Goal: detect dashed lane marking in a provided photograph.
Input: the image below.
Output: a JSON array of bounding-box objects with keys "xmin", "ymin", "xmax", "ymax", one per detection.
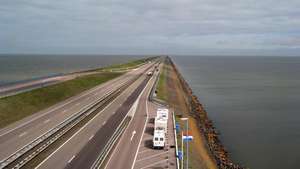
[
  {"xmin": 136, "ymin": 151, "xmax": 168, "ymax": 163},
  {"xmin": 19, "ymin": 132, "xmax": 27, "ymax": 137},
  {"xmin": 89, "ymin": 135, "xmax": 94, "ymax": 141},
  {"xmin": 140, "ymin": 159, "xmax": 168, "ymax": 169},
  {"xmin": 68, "ymin": 155, "xmax": 75, "ymax": 163},
  {"xmin": 131, "ymin": 131, "xmax": 136, "ymax": 141},
  {"xmin": 43, "ymin": 119, "xmax": 50, "ymax": 124}
]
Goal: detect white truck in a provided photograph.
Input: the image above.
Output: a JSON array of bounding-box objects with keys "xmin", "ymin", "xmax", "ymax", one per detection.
[{"xmin": 153, "ymin": 129, "xmax": 165, "ymax": 149}]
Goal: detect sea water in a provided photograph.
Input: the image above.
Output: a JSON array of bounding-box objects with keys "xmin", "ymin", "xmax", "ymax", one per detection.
[{"xmin": 172, "ymin": 55, "xmax": 300, "ymax": 169}]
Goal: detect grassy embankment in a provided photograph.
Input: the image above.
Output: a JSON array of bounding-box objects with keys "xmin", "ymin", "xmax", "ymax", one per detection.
[
  {"xmin": 96, "ymin": 57, "xmax": 156, "ymax": 72},
  {"xmin": 156, "ymin": 62, "xmax": 167, "ymax": 101},
  {"xmin": 155, "ymin": 57, "xmax": 217, "ymax": 169},
  {"xmin": 0, "ymin": 57, "xmax": 153, "ymax": 129}
]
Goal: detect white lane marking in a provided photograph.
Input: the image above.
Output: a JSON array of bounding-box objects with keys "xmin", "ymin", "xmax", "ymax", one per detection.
[
  {"xmin": 68, "ymin": 155, "xmax": 75, "ymax": 163},
  {"xmin": 43, "ymin": 119, "xmax": 50, "ymax": 124},
  {"xmin": 140, "ymin": 159, "xmax": 168, "ymax": 169},
  {"xmin": 130, "ymin": 131, "xmax": 136, "ymax": 141},
  {"xmin": 102, "ymin": 121, "xmax": 106, "ymax": 125},
  {"xmin": 130, "ymin": 75, "xmax": 152, "ymax": 169},
  {"xmin": 35, "ymin": 64, "xmax": 154, "ymax": 169},
  {"xmin": 62, "ymin": 110, "xmax": 67, "ymax": 113},
  {"xmin": 136, "ymin": 151, "xmax": 168, "ymax": 162},
  {"xmin": 19, "ymin": 132, "xmax": 27, "ymax": 137},
  {"xmin": 112, "ymin": 111, "xmax": 115, "ymax": 115},
  {"xmin": 89, "ymin": 135, "xmax": 94, "ymax": 141},
  {"xmin": 105, "ymin": 69, "xmax": 155, "ymax": 169},
  {"xmin": 75, "ymin": 103, "xmax": 80, "ymax": 106},
  {"xmin": 34, "ymin": 79, "xmax": 138, "ymax": 169},
  {"xmin": 0, "ymin": 77, "xmax": 126, "ymax": 137},
  {"xmin": 138, "ymin": 149, "xmax": 153, "ymax": 154}
]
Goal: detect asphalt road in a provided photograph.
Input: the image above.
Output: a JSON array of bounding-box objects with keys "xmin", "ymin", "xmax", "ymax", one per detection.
[
  {"xmin": 0, "ymin": 62, "xmax": 154, "ymax": 161},
  {"xmin": 35, "ymin": 66, "xmax": 157, "ymax": 169},
  {"xmin": 104, "ymin": 66, "xmax": 159, "ymax": 169}
]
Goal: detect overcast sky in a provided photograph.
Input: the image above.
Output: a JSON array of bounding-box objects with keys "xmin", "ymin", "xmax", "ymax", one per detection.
[{"xmin": 1, "ymin": 0, "xmax": 300, "ymax": 56}]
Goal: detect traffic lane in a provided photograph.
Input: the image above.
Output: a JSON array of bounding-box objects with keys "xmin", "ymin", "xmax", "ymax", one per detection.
[
  {"xmin": 65, "ymin": 75, "xmax": 151, "ymax": 169},
  {"xmin": 0, "ymin": 81, "xmax": 125, "ymax": 160},
  {"xmin": 0, "ymin": 63, "xmax": 154, "ymax": 160},
  {"xmin": 0, "ymin": 61, "xmax": 152, "ymax": 137},
  {"xmin": 35, "ymin": 74, "xmax": 150, "ymax": 169},
  {"xmin": 105, "ymin": 69, "xmax": 157, "ymax": 169}
]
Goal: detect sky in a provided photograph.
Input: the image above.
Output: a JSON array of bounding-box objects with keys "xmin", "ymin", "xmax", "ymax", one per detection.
[{"xmin": 1, "ymin": 0, "xmax": 300, "ymax": 56}]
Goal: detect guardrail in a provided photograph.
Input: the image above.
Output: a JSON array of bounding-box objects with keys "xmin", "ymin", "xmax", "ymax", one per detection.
[
  {"xmin": 91, "ymin": 62, "xmax": 160, "ymax": 169},
  {"xmin": 0, "ymin": 83, "xmax": 125, "ymax": 169},
  {"xmin": 173, "ymin": 111, "xmax": 180, "ymax": 169},
  {"xmin": 90, "ymin": 117, "xmax": 131, "ymax": 169},
  {"xmin": 0, "ymin": 63, "xmax": 156, "ymax": 169}
]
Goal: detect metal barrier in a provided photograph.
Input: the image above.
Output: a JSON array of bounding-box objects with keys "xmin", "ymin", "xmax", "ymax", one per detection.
[
  {"xmin": 173, "ymin": 111, "xmax": 180, "ymax": 169},
  {"xmin": 0, "ymin": 62, "xmax": 156, "ymax": 169}
]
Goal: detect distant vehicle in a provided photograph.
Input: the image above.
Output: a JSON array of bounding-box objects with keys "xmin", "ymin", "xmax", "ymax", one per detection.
[
  {"xmin": 147, "ymin": 71, "xmax": 153, "ymax": 76},
  {"xmin": 153, "ymin": 129, "xmax": 165, "ymax": 148}
]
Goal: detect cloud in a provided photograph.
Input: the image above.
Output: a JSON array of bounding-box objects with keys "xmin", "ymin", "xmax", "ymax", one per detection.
[{"xmin": 0, "ymin": 0, "xmax": 300, "ymax": 55}]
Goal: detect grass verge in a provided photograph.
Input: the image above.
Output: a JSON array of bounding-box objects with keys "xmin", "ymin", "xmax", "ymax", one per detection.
[
  {"xmin": 156, "ymin": 63, "xmax": 167, "ymax": 101},
  {"xmin": 96, "ymin": 57, "xmax": 157, "ymax": 71},
  {"xmin": 0, "ymin": 56, "xmax": 158, "ymax": 129},
  {"xmin": 155, "ymin": 57, "xmax": 217, "ymax": 169},
  {"xmin": 0, "ymin": 72, "xmax": 122, "ymax": 129}
]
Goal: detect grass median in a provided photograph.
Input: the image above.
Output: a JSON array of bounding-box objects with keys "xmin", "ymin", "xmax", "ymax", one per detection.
[
  {"xmin": 0, "ymin": 56, "xmax": 160, "ymax": 129},
  {"xmin": 0, "ymin": 72, "xmax": 123, "ymax": 129},
  {"xmin": 95, "ymin": 57, "xmax": 156, "ymax": 72}
]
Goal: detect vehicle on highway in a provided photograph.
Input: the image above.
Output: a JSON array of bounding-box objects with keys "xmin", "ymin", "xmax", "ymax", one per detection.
[
  {"xmin": 155, "ymin": 116, "xmax": 167, "ymax": 133},
  {"xmin": 153, "ymin": 129, "xmax": 165, "ymax": 149},
  {"xmin": 147, "ymin": 71, "xmax": 153, "ymax": 76},
  {"xmin": 152, "ymin": 108, "xmax": 169, "ymax": 149},
  {"xmin": 156, "ymin": 108, "xmax": 168, "ymax": 119}
]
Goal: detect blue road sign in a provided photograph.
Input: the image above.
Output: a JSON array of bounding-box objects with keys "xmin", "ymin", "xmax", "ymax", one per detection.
[
  {"xmin": 182, "ymin": 135, "xmax": 193, "ymax": 142},
  {"xmin": 176, "ymin": 123, "xmax": 180, "ymax": 132},
  {"xmin": 178, "ymin": 151, "xmax": 183, "ymax": 160}
]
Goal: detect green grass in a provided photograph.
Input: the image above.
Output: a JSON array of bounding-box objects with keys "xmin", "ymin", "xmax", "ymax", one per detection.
[
  {"xmin": 0, "ymin": 72, "xmax": 122, "ymax": 129},
  {"xmin": 0, "ymin": 56, "xmax": 158, "ymax": 129},
  {"xmin": 156, "ymin": 63, "xmax": 167, "ymax": 101},
  {"xmin": 96, "ymin": 57, "xmax": 157, "ymax": 71}
]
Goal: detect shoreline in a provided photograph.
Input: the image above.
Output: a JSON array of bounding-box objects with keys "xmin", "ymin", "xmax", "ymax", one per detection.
[
  {"xmin": 168, "ymin": 56, "xmax": 244, "ymax": 169},
  {"xmin": 0, "ymin": 57, "xmax": 152, "ymax": 98}
]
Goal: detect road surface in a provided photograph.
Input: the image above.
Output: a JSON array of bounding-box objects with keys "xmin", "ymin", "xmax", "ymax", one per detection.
[
  {"xmin": 104, "ymin": 67, "xmax": 159, "ymax": 169},
  {"xmin": 35, "ymin": 65, "xmax": 158, "ymax": 169},
  {"xmin": 0, "ymin": 62, "xmax": 154, "ymax": 161}
]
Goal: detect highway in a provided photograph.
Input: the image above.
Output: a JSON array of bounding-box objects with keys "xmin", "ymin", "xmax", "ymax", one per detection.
[
  {"xmin": 104, "ymin": 66, "xmax": 159, "ymax": 169},
  {"xmin": 0, "ymin": 61, "xmax": 155, "ymax": 163},
  {"xmin": 34, "ymin": 64, "xmax": 158, "ymax": 169}
]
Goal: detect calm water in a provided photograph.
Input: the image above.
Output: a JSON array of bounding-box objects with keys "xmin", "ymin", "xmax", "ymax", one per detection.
[
  {"xmin": 172, "ymin": 56, "xmax": 300, "ymax": 169},
  {"xmin": 0, "ymin": 54, "xmax": 145, "ymax": 86}
]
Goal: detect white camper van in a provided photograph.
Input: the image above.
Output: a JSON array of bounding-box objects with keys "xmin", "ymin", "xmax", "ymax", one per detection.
[
  {"xmin": 153, "ymin": 129, "xmax": 165, "ymax": 148},
  {"xmin": 156, "ymin": 108, "xmax": 169, "ymax": 119},
  {"xmin": 155, "ymin": 116, "xmax": 168, "ymax": 133}
]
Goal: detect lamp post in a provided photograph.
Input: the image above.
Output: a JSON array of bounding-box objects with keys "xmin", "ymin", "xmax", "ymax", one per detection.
[
  {"xmin": 180, "ymin": 117, "xmax": 189, "ymax": 169},
  {"xmin": 181, "ymin": 131, "xmax": 184, "ymax": 169}
]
